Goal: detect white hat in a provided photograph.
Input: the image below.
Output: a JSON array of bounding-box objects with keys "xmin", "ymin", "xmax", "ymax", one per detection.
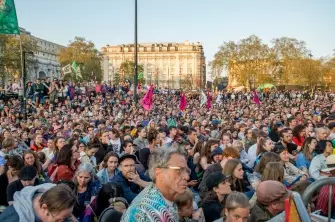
[{"xmin": 321, "ymin": 155, "xmax": 335, "ymax": 172}]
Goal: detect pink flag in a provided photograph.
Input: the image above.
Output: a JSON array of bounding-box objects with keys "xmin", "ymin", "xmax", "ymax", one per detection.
[
  {"xmin": 253, "ymin": 90, "xmax": 261, "ymax": 105},
  {"xmin": 206, "ymin": 91, "xmax": 211, "ymax": 109},
  {"xmin": 141, "ymin": 85, "xmax": 153, "ymax": 111},
  {"xmin": 179, "ymin": 93, "xmax": 187, "ymax": 111}
]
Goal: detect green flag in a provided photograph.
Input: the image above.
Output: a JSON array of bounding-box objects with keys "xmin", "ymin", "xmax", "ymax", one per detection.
[
  {"xmin": 138, "ymin": 72, "xmax": 144, "ymax": 80},
  {"xmin": 71, "ymin": 61, "xmax": 78, "ymax": 74},
  {"xmin": 0, "ymin": 0, "xmax": 20, "ymax": 35}
]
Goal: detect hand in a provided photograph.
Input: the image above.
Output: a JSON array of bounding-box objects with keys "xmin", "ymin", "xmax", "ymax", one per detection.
[
  {"xmin": 300, "ymin": 174, "xmax": 308, "ymax": 181},
  {"xmin": 128, "ymin": 171, "xmax": 140, "ymax": 184},
  {"xmin": 192, "ymin": 208, "xmax": 204, "ymax": 220},
  {"xmin": 187, "ymin": 180, "xmax": 198, "ymax": 187}
]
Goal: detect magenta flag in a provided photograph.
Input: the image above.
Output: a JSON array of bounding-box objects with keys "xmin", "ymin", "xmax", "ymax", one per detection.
[
  {"xmin": 206, "ymin": 91, "xmax": 212, "ymax": 109},
  {"xmin": 253, "ymin": 90, "xmax": 261, "ymax": 105},
  {"xmin": 141, "ymin": 85, "xmax": 154, "ymax": 111},
  {"xmin": 179, "ymin": 93, "xmax": 187, "ymax": 111}
]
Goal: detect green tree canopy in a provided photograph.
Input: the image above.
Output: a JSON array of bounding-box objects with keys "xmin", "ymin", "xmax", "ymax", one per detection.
[
  {"xmin": 58, "ymin": 37, "xmax": 102, "ymax": 82},
  {"xmin": 119, "ymin": 60, "xmax": 144, "ymax": 83},
  {"xmin": 0, "ymin": 34, "xmax": 39, "ymax": 82}
]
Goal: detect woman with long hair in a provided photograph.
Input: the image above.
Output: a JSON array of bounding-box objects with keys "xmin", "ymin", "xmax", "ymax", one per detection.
[
  {"xmin": 73, "ymin": 163, "xmax": 101, "ymax": 222},
  {"xmin": 254, "ymin": 137, "xmax": 274, "ymax": 166},
  {"xmin": 295, "ymin": 137, "xmax": 317, "ymax": 173},
  {"xmin": 223, "ymin": 159, "xmax": 246, "ymax": 193},
  {"xmin": 292, "ymin": 124, "xmax": 306, "ymax": 149},
  {"xmin": 199, "ymin": 139, "xmax": 220, "ymax": 170},
  {"xmin": 48, "ymin": 144, "xmax": 80, "ymax": 183},
  {"xmin": 97, "ymin": 152, "xmax": 120, "ymax": 184},
  {"xmin": 23, "ymin": 150, "xmax": 49, "ymax": 182},
  {"xmin": 261, "ymin": 162, "xmax": 285, "ymax": 183},
  {"xmin": 42, "ymin": 136, "xmax": 66, "ymax": 170}
]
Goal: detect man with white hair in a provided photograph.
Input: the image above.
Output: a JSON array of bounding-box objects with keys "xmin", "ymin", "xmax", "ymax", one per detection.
[{"xmin": 121, "ymin": 143, "xmax": 190, "ymax": 221}]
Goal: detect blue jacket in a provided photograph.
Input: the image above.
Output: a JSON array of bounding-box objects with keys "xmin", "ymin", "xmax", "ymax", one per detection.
[{"xmin": 110, "ymin": 171, "xmax": 150, "ymax": 204}]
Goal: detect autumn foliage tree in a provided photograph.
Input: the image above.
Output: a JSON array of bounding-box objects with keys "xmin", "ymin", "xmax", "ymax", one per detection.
[
  {"xmin": 210, "ymin": 35, "xmax": 333, "ymax": 88},
  {"xmin": 119, "ymin": 60, "xmax": 144, "ymax": 83},
  {"xmin": 57, "ymin": 37, "xmax": 102, "ymax": 82}
]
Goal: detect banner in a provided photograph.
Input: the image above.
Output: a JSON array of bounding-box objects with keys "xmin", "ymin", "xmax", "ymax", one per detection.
[
  {"xmin": 71, "ymin": 61, "xmax": 82, "ymax": 79},
  {"xmin": 141, "ymin": 85, "xmax": 153, "ymax": 111},
  {"xmin": 62, "ymin": 64, "xmax": 72, "ymax": 74},
  {"xmin": 0, "ymin": 0, "xmax": 20, "ymax": 35},
  {"xmin": 253, "ymin": 90, "xmax": 261, "ymax": 105},
  {"xmin": 179, "ymin": 92, "xmax": 187, "ymax": 111},
  {"xmin": 137, "ymin": 72, "xmax": 144, "ymax": 80},
  {"xmin": 200, "ymin": 90, "xmax": 207, "ymax": 107}
]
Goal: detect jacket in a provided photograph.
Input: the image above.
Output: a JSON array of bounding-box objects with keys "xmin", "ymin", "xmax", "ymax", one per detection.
[
  {"xmin": 110, "ymin": 171, "xmax": 150, "ymax": 204},
  {"xmin": 249, "ymin": 201, "xmax": 274, "ymax": 222},
  {"xmin": 0, "ymin": 183, "xmax": 55, "ymax": 222}
]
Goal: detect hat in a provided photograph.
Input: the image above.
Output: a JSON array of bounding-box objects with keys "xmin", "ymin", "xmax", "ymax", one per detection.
[
  {"xmin": 321, "ymin": 155, "xmax": 335, "ymax": 173},
  {"xmin": 212, "ymin": 119, "xmax": 221, "ymax": 126},
  {"xmin": 210, "ymin": 147, "xmax": 223, "ymax": 159},
  {"xmin": 18, "ymin": 166, "xmax": 37, "ymax": 181},
  {"xmin": 119, "ymin": 153, "xmax": 137, "ymax": 163},
  {"xmin": 206, "ymin": 172, "xmax": 230, "ymax": 191},
  {"xmin": 256, "ymin": 180, "xmax": 289, "ymax": 205},
  {"xmin": 273, "ymin": 143, "xmax": 287, "ymax": 155}
]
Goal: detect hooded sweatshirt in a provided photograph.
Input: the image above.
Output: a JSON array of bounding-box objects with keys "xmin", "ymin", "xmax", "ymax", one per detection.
[{"xmin": 0, "ymin": 183, "xmax": 55, "ymax": 222}]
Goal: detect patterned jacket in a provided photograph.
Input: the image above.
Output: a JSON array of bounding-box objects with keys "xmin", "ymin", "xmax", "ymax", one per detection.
[{"xmin": 121, "ymin": 183, "xmax": 179, "ymax": 222}]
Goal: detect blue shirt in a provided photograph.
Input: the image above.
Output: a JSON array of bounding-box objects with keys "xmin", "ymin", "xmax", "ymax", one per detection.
[
  {"xmin": 110, "ymin": 171, "xmax": 150, "ymax": 203},
  {"xmin": 295, "ymin": 152, "xmax": 311, "ymax": 170}
]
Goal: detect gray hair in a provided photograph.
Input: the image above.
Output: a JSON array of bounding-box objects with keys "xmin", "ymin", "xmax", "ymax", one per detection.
[
  {"xmin": 148, "ymin": 142, "xmax": 187, "ymax": 182},
  {"xmin": 73, "ymin": 163, "xmax": 97, "ymax": 185}
]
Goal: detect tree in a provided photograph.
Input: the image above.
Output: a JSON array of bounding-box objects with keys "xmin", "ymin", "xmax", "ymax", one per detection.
[
  {"xmin": 0, "ymin": 34, "xmax": 39, "ymax": 83},
  {"xmin": 119, "ymin": 60, "xmax": 144, "ymax": 83},
  {"xmin": 58, "ymin": 37, "xmax": 102, "ymax": 82}
]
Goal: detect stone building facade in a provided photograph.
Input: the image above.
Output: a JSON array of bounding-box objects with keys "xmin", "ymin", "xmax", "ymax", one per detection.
[
  {"xmin": 21, "ymin": 28, "xmax": 65, "ymax": 81},
  {"xmin": 101, "ymin": 41, "xmax": 206, "ymax": 89}
]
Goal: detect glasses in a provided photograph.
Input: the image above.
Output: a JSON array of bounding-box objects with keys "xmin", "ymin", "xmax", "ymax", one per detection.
[{"xmin": 161, "ymin": 166, "xmax": 191, "ymax": 175}]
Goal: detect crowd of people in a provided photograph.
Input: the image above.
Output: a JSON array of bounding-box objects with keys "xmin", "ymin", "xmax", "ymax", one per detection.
[{"xmin": 0, "ymin": 78, "xmax": 334, "ymax": 222}]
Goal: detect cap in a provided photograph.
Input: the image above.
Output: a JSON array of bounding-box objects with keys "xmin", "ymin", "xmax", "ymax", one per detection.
[
  {"xmin": 321, "ymin": 155, "xmax": 335, "ymax": 173},
  {"xmin": 256, "ymin": 180, "xmax": 289, "ymax": 205},
  {"xmin": 119, "ymin": 153, "xmax": 137, "ymax": 164},
  {"xmin": 273, "ymin": 143, "xmax": 287, "ymax": 155},
  {"xmin": 206, "ymin": 172, "xmax": 230, "ymax": 191},
  {"xmin": 210, "ymin": 147, "xmax": 223, "ymax": 159},
  {"xmin": 18, "ymin": 166, "xmax": 37, "ymax": 181}
]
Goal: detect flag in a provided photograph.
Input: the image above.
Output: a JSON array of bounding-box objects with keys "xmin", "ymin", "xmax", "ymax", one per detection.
[
  {"xmin": 71, "ymin": 61, "xmax": 82, "ymax": 79},
  {"xmin": 206, "ymin": 91, "xmax": 212, "ymax": 109},
  {"xmin": 216, "ymin": 93, "xmax": 222, "ymax": 104},
  {"xmin": 138, "ymin": 72, "xmax": 144, "ymax": 80},
  {"xmin": 253, "ymin": 90, "xmax": 261, "ymax": 105},
  {"xmin": 62, "ymin": 64, "xmax": 72, "ymax": 74},
  {"xmin": 141, "ymin": 85, "xmax": 153, "ymax": 111},
  {"xmin": 0, "ymin": 0, "xmax": 20, "ymax": 35},
  {"xmin": 200, "ymin": 90, "xmax": 207, "ymax": 107},
  {"xmin": 179, "ymin": 92, "xmax": 187, "ymax": 111}
]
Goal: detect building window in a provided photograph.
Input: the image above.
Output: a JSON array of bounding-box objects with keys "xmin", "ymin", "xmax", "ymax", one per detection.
[{"xmin": 188, "ymin": 68, "xmax": 192, "ymax": 73}]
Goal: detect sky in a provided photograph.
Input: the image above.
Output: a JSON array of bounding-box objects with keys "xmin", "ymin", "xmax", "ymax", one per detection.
[{"xmin": 15, "ymin": 0, "xmax": 335, "ymax": 75}]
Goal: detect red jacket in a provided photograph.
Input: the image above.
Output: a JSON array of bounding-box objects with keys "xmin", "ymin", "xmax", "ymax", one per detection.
[
  {"xmin": 292, "ymin": 136, "xmax": 305, "ymax": 147},
  {"xmin": 30, "ymin": 143, "xmax": 45, "ymax": 152},
  {"xmin": 48, "ymin": 161, "xmax": 80, "ymax": 183}
]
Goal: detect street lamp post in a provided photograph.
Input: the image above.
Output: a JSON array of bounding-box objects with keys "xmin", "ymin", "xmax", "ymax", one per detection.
[
  {"xmin": 133, "ymin": 0, "xmax": 138, "ymax": 103},
  {"xmin": 22, "ymin": 51, "xmax": 34, "ymax": 120}
]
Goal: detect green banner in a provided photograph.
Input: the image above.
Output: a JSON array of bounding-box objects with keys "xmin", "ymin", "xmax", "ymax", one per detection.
[
  {"xmin": 138, "ymin": 72, "xmax": 144, "ymax": 80},
  {"xmin": 0, "ymin": 0, "xmax": 20, "ymax": 35}
]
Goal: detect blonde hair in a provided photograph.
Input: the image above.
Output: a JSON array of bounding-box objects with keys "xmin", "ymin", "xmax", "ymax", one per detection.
[{"xmin": 262, "ymin": 162, "xmax": 284, "ymax": 183}]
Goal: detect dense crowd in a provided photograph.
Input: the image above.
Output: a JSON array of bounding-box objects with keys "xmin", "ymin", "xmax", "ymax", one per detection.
[{"xmin": 0, "ymin": 78, "xmax": 334, "ymax": 222}]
